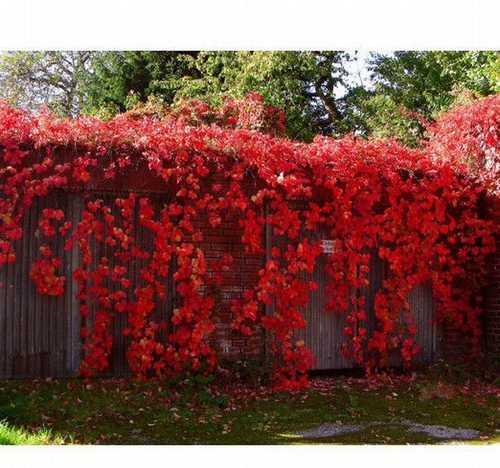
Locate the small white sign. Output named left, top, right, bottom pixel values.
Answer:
left=321, top=239, right=335, bottom=255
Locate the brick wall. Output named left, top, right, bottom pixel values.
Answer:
left=425, top=197, right=500, bottom=365
left=484, top=237, right=500, bottom=362
left=62, top=152, right=500, bottom=370
left=439, top=326, right=470, bottom=362
left=198, top=213, right=266, bottom=363
left=483, top=197, right=500, bottom=362
left=203, top=211, right=500, bottom=368
left=84, top=164, right=500, bottom=368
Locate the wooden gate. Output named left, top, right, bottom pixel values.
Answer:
left=266, top=227, right=438, bottom=370
left=295, top=251, right=354, bottom=369
left=298, top=252, right=437, bottom=370
left=0, top=192, right=82, bottom=378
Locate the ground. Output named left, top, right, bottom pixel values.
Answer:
left=0, top=366, right=499, bottom=445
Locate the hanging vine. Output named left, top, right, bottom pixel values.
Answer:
left=0, top=93, right=497, bottom=390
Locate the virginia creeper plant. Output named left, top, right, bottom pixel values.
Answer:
left=0, top=93, right=497, bottom=390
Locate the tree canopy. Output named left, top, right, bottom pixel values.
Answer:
left=83, top=51, right=352, bottom=141
left=0, top=50, right=498, bottom=143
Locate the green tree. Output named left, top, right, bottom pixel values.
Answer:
left=345, top=51, right=499, bottom=145
left=1, top=51, right=352, bottom=140
left=370, top=51, right=498, bottom=114
left=84, top=51, right=352, bottom=140
left=82, top=51, right=200, bottom=118
left=1, top=50, right=498, bottom=144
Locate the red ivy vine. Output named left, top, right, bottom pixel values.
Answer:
left=0, top=93, right=497, bottom=390
left=427, top=94, right=499, bottom=193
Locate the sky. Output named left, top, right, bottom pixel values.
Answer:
left=334, top=51, right=382, bottom=99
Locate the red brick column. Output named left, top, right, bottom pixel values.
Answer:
left=439, top=197, right=499, bottom=363
left=482, top=194, right=500, bottom=361
left=484, top=237, right=500, bottom=361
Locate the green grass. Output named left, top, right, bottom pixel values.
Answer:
left=0, top=373, right=498, bottom=445
left=0, top=420, right=64, bottom=445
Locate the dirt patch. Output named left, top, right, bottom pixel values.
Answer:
left=297, top=423, right=363, bottom=438
left=403, top=421, right=480, bottom=439
left=297, top=420, right=481, bottom=440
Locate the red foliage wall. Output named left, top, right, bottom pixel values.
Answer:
left=0, top=94, right=498, bottom=389
left=427, top=94, right=500, bottom=193
left=484, top=200, right=500, bottom=361
left=427, top=95, right=500, bottom=363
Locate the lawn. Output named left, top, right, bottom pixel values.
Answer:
left=0, top=367, right=498, bottom=445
